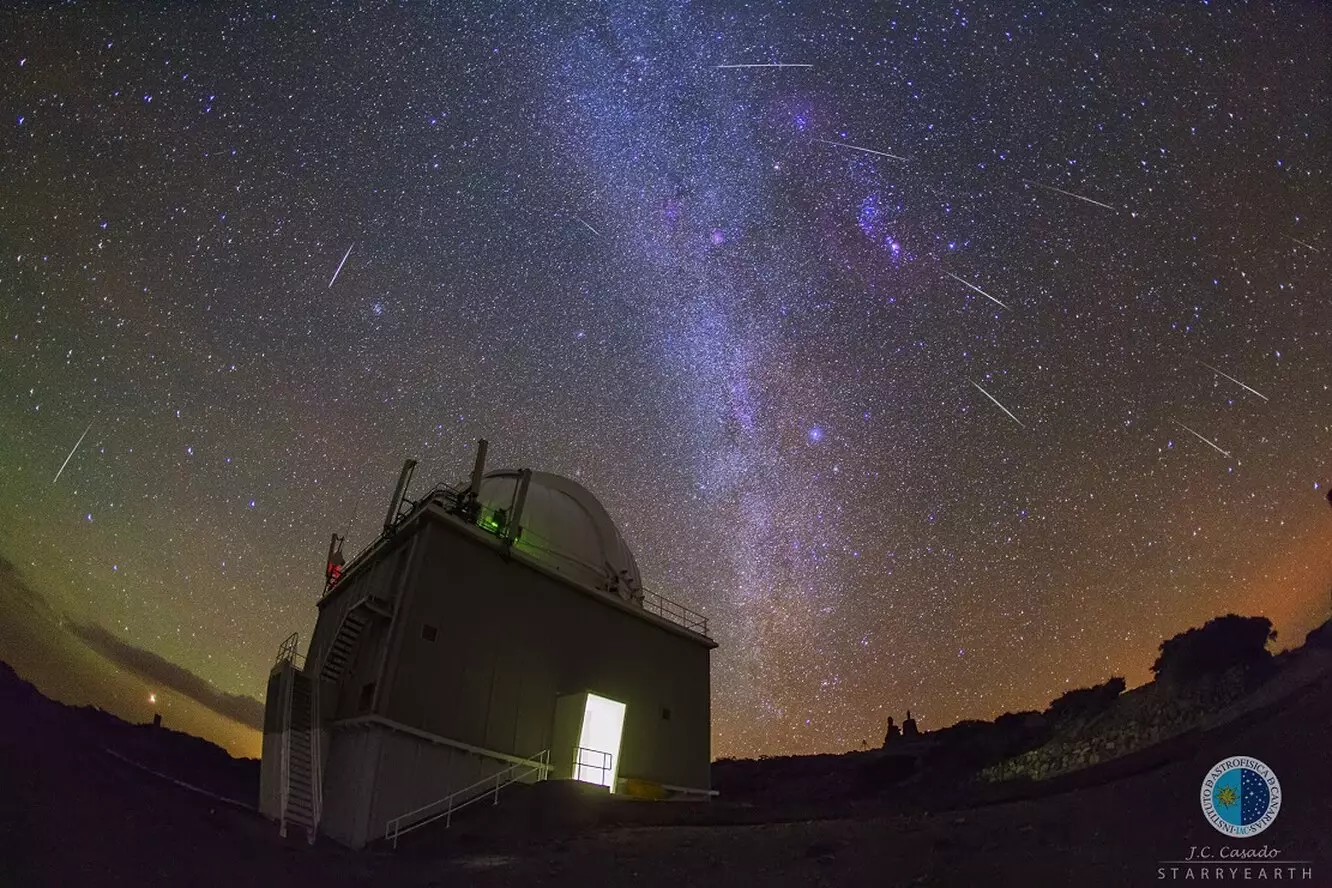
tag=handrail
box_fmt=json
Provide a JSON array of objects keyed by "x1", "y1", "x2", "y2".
[
  {"x1": 508, "y1": 526, "x2": 711, "y2": 638},
  {"x1": 640, "y1": 588, "x2": 710, "y2": 637},
  {"x1": 385, "y1": 749, "x2": 550, "y2": 847},
  {"x1": 574, "y1": 746, "x2": 614, "y2": 787},
  {"x1": 275, "y1": 631, "x2": 306, "y2": 669},
  {"x1": 310, "y1": 683, "x2": 322, "y2": 832},
  {"x1": 323, "y1": 482, "x2": 711, "y2": 638},
  {"x1": 322, "y1": 486, "x2": 465, "y2": 600},
  {"x1": 278, "y1": 669, "x2": 293, "y2": 836}
]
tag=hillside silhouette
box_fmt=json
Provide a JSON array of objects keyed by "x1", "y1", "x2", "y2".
[{"x1": 2, "y1": 613, "x2": 1330, "y2": 886}]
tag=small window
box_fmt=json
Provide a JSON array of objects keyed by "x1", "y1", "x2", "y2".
[
  {"x1": 358, "y1": 682, "x2": 376, "y2": 712},
  {"x1": 661, "y1": 707, "x2": 672, "y2": 721},
  {"x1": 421, "y1": 624, "x2": 438, "y2": 642}
]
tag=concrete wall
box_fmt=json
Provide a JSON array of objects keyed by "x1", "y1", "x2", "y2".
[
  {"x1": 368, "y1": 725, "x2": 518, "y2": 843},
  {"x1": 307, "y1": 536, "x2": 415, "y2": 680},
  {"x1": 319, "y1": 724, "x2": 382, "y2": 847},
  {"x1": 321, "y1": 722, "x2": 527, "y2": 847},
  {"x1": 330, "y1": 619, "x2": 391, "y2": 720},
  {"x1": 257, "y1": 667, "x2": 287, "y2": 818},
  {"x1": 379, "y1": 514, "x2": 713, "y2": 791}
]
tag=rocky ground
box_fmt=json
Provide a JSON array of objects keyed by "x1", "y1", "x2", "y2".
[{"x1": 2, "y1": 647, "x2": 1330, "y2": 887}]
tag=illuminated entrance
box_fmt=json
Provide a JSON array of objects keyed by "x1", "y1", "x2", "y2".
[
  {"x1": 553, "y1": 691, "x2": 627, "y2": 792},
  {"x1": 575, "y1": 694, "x2": 625, "y2": 789}
]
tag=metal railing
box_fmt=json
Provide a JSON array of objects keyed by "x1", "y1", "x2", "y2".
[
  {"x1": 321, "y1": 485, "x2": 465, "y2": 600},
  {"x1": 574, "y1": 747, "x2": 614, "y2": 787},
  {"x1": 278, "y1": 671, "x2": 293, "y2": 836},
  {"x1": 309, "y1": 685, "x2": 322, "y2": 833},
  {"x1": 275, "y1": 631, "x2": 306, "y2": 669},
  {"x1": 515, "y1": 525, "x2": 711, "y2": 638},
  {"x1": 641, "y1": 589, "x2": 710, "y2": 637},
  {"x1": 384, "y1": 749, "x2": 551, "y2": 848},
  {"x1": 323, "y1": 483, "x2": 712, "y2": 638}
]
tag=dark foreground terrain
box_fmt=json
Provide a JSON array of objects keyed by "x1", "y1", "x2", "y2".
[{"x1": 2, "y1": 652, "x2": 1329, "y2": 887}]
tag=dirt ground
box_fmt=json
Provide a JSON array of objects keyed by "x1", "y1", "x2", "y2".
[{"x1": 2, "y1": 664, "x2": 1329, "y2": 887}]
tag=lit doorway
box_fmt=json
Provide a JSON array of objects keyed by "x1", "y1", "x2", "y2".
[{"x1": 574, "y1": 693, "x2": 625, "y2": 791}]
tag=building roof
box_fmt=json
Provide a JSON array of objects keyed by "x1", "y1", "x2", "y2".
[{"x1": 468, "y1": 470, "x2": 643, "y2": 603}]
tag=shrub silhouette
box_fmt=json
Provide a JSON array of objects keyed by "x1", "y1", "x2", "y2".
[
  {"x1": 1151, "y1": 614, "x2": 1275, "y2": 684},
  {"x1": 1306, "y1": 616, "x2": 1332, "y2": 651},
  {"x1": 1045, "y1": 676, "x2": 1126, "y2": 724}
]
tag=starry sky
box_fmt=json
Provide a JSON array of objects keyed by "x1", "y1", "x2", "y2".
[{"x1": 2, "y1": 1, "x2": 1329, "y2": 761}]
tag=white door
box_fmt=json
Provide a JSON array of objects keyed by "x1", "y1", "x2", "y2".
[{"x1": 575, "y1": 693, "x2": 626, "y2": 791}]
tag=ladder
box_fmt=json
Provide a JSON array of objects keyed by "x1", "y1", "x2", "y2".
[{"x1": 280, "y1": 667, "x2": 321, "y2": 843}]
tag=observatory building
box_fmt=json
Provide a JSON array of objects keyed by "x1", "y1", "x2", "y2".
[{"x1": 259, "y1": 443, "x2": 716, "y2": 848}]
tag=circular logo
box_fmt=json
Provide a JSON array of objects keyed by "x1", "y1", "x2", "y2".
[{"x1": 1200, "y1": 757, "x2": 1281, "y2": 837}]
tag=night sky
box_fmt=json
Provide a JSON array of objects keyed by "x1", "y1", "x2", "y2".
[{"x1": 2, "y1": 2, "x2": 1329, "y2": 760}]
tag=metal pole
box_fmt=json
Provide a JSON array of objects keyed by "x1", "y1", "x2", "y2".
[
  {"x1": 383, "y1": 459, "x2": 418, "y2": 532},
  {"x1": 469, "y1": 439, "x2": 489, "y2": 498},
  {"x1": 508, "y1": 468, "x2": 532, "y2": 542}
]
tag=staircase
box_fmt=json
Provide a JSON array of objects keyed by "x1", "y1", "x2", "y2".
[
  {"x1": 319, "y1": 596, "x2": 392, "y2": 683},
  {"x1": 280, "y1": 668, "x2": 321, "y2": 843}
]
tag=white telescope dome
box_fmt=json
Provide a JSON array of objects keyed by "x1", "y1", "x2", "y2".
[{"x1": 467, "y1": 470, "x2": 643, "y2": 604}]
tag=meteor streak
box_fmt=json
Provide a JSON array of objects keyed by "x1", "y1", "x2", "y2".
[
  {"x1": 53, "y1": 421, "x2": 93, "y2": 484},
  {"x1": 1021, "y1": 179, "x2": 1116, "y2": 211},
  {"x1": 575, "y1": 216, "x2": 601, "y2": 237},
  {"x1": 1286, "y1": 236, "x2": 1319, "y2": 253},
  {"x1": 716, "y1": 63, "x2": 813, "y2": 69},
  {"x1": 1197, "y1": 360, "x2": 1269, "y2": 402},
  {"x1": 815, "y1": 139, "x2": 908, "y2": 162},
  {"x1": 1171, "y1": 419, "x2": 1230, "y2": 458},
  {"x1": 328, "y1": 244, "x2": 353, "y2": 289},
  {"x1": 969, "y1": 381, "x2": 1026, "y2": 429},
  {"x1": 945, "y1": 271, "x2": 1011, "y2": 311}
]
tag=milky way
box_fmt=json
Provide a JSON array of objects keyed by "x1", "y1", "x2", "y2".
[{"x1": 2, "y1": 2, "x2": 1329, "y2": 758}]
